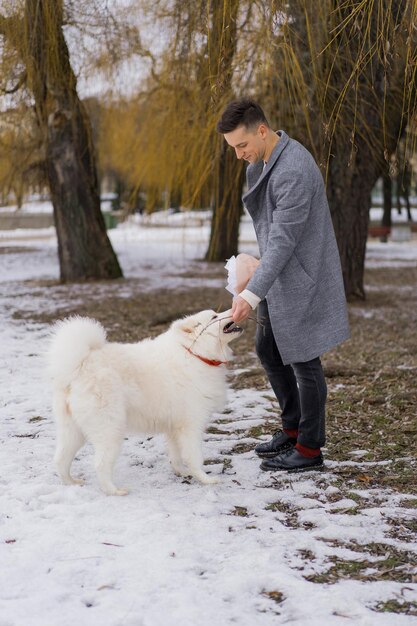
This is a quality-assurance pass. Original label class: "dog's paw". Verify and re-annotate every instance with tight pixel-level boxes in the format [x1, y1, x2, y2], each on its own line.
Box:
[172, 464, 188, 477]
[102, 485, 129, 496]
[200, 474, 221, 485]
[62, 476, 85, 486]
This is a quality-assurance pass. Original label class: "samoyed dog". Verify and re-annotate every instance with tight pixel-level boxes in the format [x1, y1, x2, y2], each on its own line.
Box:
[48, 309, 242, 495]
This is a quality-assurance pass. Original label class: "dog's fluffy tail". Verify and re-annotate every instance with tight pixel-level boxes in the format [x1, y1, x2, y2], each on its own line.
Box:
[48, 316, 106, 388]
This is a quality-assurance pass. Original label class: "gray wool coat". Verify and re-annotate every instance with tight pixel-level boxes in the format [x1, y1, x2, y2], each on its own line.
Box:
[244, 131, 350, 365]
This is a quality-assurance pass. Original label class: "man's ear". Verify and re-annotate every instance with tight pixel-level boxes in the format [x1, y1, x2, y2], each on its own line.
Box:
[258, 123, 268, 139]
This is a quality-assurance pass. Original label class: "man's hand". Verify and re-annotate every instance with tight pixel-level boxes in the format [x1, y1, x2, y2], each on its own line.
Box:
[232, 296, 252, 324]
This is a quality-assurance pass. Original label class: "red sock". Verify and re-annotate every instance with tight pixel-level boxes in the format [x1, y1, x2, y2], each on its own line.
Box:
[283, 428, 299, 439]
[296, 443, 321, 458]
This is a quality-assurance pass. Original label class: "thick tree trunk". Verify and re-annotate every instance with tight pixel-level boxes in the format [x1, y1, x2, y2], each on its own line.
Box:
[205, 0, 241, 262]
[327, 155, 378, 300]
[206, 140, 244, 261]
[25, 0, 122, 282]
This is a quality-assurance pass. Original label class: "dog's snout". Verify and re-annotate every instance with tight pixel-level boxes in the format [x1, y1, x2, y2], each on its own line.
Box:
[223, 320, 243, 334]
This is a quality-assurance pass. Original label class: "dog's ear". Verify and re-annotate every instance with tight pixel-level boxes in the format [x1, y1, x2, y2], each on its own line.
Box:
[179, 321, 194, 334]
[173, 316, 198, 335]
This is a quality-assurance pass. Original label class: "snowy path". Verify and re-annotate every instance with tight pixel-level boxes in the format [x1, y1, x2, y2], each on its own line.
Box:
[0, 218, 416, 626]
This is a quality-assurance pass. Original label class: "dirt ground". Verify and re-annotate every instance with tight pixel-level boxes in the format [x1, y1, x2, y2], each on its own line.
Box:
[15, 261, 417, 497]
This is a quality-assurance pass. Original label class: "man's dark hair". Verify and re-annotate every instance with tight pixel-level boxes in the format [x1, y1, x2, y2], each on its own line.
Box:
[217, 98, 269, 133]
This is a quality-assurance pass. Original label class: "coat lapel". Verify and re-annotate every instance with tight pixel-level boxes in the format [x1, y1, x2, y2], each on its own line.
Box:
[243, 131, 289, 204]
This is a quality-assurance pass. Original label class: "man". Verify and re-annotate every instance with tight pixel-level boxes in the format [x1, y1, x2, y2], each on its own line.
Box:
[217, 98, 350, 472]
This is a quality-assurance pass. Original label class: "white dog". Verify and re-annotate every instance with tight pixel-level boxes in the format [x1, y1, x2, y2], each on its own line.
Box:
[48, 309, 242, 495]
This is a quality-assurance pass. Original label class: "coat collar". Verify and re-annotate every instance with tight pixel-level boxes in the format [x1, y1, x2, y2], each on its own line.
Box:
[243, 130, 289, 202]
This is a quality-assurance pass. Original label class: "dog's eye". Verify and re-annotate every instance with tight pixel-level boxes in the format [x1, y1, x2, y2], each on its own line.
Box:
[211, 315, 218, 320]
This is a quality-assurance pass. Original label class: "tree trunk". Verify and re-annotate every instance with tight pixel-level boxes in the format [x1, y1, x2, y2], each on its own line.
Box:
[24, 0, 122, 282]
[205, 0, 241, 262]
[382, 168, 392, 228]
[382, 163, 392, 241]
[401, 160, 412, 220]
[326, 133, 382, 299]
[206, 140, 244, 261]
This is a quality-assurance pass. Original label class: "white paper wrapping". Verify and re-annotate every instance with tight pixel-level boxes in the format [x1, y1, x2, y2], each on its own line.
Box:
[224, 256, 237, 296]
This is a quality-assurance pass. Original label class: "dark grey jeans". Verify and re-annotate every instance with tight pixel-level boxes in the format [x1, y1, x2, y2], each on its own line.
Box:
[255, 300, 327, 449]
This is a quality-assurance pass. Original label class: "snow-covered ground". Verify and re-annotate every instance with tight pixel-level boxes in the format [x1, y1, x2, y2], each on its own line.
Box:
[1, 199, 416, 222]
[0, 215, 416, 626]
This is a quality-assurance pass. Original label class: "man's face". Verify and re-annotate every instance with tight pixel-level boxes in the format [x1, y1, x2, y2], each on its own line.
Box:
[223, 124, 267, 164]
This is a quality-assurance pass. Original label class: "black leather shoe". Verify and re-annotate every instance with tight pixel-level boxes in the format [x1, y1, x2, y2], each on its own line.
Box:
[254, 430, 296, 458]
[260, 448, 324, 472]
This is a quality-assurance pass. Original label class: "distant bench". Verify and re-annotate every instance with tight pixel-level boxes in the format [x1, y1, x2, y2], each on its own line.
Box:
[0, 211, 118, 230]
[0, 213, 54, 230]
[368, 225, 391, 237]
[368, 222, 417, 240]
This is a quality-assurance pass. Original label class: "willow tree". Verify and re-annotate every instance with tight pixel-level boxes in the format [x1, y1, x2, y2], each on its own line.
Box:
[103, 0, 245, 260]
[0, 0, 122, 282]
[258, 0, 417, 298]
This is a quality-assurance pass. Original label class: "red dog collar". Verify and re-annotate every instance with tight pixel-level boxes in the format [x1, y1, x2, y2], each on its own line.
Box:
[183, 346, 227, 367]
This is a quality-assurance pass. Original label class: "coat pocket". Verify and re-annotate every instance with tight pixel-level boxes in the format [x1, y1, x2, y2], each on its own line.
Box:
[280, 253, 315, 293]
